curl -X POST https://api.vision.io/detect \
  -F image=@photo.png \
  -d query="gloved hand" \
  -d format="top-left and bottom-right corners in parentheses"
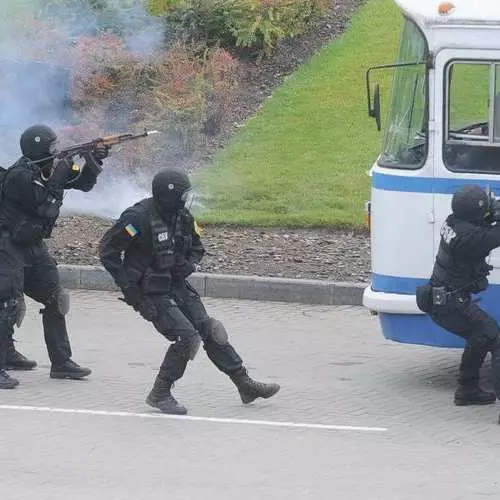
top-left (119, 284), bottom-right (158, 321)
top-left (92, 144), bottom-right (110, 161)
top-left (173, 260), bottom-right (197, 278)
top-left (120, 284), bottom-right (142, 308)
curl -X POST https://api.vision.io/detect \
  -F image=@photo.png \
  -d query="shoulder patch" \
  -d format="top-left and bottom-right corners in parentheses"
top-left (193, 220), bottom-right (202, 237)
top-left (441, 222), bottom-right (456, 244)
top-left (124, 223), bottom-right (139, 238)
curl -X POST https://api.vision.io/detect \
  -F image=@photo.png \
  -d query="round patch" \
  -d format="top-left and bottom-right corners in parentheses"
top-left (168, 183), bottom-right (174, 190)
top-left (479, 200), bottom-right (485, 207)
top-left (35, 136), bottom-right (41, 143)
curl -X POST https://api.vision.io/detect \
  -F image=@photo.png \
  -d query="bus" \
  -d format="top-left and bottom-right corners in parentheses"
top-left (363, 0), bottom-right (500, 347)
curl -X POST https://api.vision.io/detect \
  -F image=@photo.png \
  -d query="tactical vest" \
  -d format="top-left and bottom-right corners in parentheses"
top-left (0, 159), bottom-right (59, 245)
top-left (148, 205), bottom-right (193, 271)
top-left (140, 204), bottom-right (193, 294)
top-left (432, 223), bottom-right (491, 293)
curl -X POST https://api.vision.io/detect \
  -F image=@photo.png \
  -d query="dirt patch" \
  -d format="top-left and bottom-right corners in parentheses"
top-left (47, 216), bottom-right (371, 283)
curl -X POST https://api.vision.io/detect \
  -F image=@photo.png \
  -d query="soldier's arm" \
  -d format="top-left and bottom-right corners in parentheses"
top-left (64, 153), bottom-right (104, 192)
top-left (459, 224), bottom-right (500, 257)
top-left (187, 217), bottom-right (205, 266)
top-left (99, 210), bottom-right (142, 289)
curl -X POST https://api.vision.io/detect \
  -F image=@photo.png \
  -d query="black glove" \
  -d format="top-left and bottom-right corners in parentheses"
top-left (92, 144), bottom-right (110, 161)
top-left (120, 284), bottom-right (142, 308)
top-left (173, 260), bottom-right (197, 278)
top-left (119, 284), bottom-right (157, 321)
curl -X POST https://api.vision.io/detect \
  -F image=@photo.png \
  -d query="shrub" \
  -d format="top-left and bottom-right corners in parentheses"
top-left (157, 0), bottom-right (331, 56)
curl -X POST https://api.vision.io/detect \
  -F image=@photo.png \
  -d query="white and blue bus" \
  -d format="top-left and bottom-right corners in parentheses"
top-left (363, 0), bottom-right (500, 347)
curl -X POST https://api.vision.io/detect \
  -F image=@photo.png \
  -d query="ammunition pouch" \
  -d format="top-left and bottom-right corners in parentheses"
top-left (431, 286), bottom-right (448, 306)
top-left (415, 284), bottom-right (432, 313)
top-left (141, 268), bottom-right (172, 295)
top-left (154, 250), bottom-right (176, 271)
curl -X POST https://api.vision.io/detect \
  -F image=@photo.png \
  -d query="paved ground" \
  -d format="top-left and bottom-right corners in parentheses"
top-left (1, 291), bottom-right (500, 499)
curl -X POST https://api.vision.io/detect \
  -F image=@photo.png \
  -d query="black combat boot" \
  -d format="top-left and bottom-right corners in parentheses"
top-left (5, 346), bottom-right (37, 371)
top-left (0, 369), bottom-right (19, 389)
top-left (146, 378), bottom-right (188, 415)
top-left (230, 370), bottom-right (280, 404)
top-left (50, 360), bottom-right (92, 380)
top-left (454, 385), bottom-right (496, 406)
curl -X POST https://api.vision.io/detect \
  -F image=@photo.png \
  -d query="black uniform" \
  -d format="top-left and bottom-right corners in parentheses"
top-left (0, 124), bottom-right (108, 388)
top-left (99, 168), bottom-right (280, 415)
top-left (416, 185), bottom-right (500, 407)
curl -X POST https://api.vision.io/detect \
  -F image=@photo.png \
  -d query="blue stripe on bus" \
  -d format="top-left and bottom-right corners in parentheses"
top-left (372, 273), bottom-right (426, 294)
top-left (378, 313), bottom-right (466, 348)
top-left (370, 273), bottom-right (500, 347)
top-left (372, 171), bottom-right (500, 194)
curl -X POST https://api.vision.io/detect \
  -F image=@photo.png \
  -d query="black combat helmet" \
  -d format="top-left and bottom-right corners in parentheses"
top-left (451, 185), bottom-right (490, 224)
top-left (20, 124), bottom-right (57, 161)
top-left (152, 168), bottom-right (192, 212)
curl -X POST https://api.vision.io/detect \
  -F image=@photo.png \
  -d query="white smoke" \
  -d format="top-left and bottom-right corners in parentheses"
top-left (62, 171), bottom-right (150, 219)
top-left (0, 0), bottom-right (166, 219)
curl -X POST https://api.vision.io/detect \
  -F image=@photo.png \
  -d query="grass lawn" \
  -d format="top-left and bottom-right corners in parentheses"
top-left (194, 0), bottom-right (402, 228)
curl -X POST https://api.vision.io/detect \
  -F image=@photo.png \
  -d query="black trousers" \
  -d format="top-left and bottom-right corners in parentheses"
top-left (0, 234), bottom-right (71, 365)
top-left (140, 280), bottom-right (243, 383)
top-left (429, 294), bottom-right (500, 394)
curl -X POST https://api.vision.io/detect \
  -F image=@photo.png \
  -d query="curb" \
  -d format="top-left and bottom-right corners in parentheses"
top-left (58, 265), bottom-right (367, 306)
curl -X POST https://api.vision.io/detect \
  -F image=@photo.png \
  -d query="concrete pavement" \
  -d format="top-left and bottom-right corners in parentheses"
top-left (1, 291), bottom-right (499, 499)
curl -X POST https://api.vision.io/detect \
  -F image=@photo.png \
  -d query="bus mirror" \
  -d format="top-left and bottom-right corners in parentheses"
top-left (366, 66), bottom-right (382, 131)
top-left (372, 84), bottom-right (381, 131)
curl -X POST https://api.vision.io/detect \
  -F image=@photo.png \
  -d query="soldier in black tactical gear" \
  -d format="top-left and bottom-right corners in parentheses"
top-left (416, 184), bottom-right (500, 409)
top-left (0, 124), bottom-right (109, 389)
top-left (99, 167), bottom-right (280, 415)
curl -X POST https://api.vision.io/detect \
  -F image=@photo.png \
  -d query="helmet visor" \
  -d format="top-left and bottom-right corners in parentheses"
top-left (181, 188), bottom-right (195, 210)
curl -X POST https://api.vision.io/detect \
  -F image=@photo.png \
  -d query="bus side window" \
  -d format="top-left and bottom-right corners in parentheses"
top-left (444, 62), bottom-right (500, 173)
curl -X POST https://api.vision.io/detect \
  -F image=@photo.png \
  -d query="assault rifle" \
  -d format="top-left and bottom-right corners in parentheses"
top-left (30, 128), bottom-right (160, 164)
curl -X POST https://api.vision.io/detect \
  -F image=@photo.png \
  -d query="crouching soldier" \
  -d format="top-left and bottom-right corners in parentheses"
top-left (416, 185), bottom-right (500, 413)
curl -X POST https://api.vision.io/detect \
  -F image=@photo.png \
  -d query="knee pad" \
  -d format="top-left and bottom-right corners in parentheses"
top-left (45, 288), bottom-right (70, 316)
top-left (200, 317), bottom-right (228, 345)
top-left (0, 297), bottom-right (25, 327)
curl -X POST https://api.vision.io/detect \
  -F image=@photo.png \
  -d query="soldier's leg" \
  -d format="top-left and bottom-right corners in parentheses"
top-left (0, 305), bottom-right (20, 389)
top-left (144, 295), bottom-right (202, 415)
top-left (5, 320), bottom-right (37, 370)
top-left (0, 233), bottom-right (25, 386)
top-left (24, 243), bottom-right (90, 379)
top-left (174, 282), bottom-right (280, 404)
top-left (434, 301), bottom-right (499, 406)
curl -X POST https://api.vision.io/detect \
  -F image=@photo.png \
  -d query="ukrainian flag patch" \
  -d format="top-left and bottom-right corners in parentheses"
top-left (125, 224), bottom-right (139, 238)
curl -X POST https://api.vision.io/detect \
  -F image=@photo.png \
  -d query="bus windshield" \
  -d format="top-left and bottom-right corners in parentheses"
top-left (379, 18), bottom-right (428, 169)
